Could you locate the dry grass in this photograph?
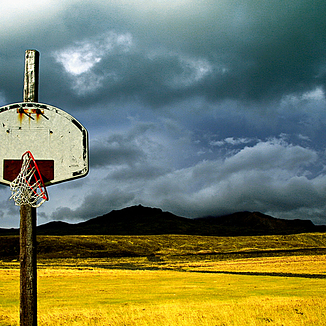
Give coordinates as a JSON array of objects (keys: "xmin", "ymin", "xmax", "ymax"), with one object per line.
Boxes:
[
  {"xmin": 29, "ymin": 297, "xmax": 326, "ymax": 326},
  {"xmin": 1, "ymin": 259, "xmax": 326, "ymax": 325},
  {"xmin": 180, "ymin": 254, "xmax": 326, "ymax": 275},
  {"xmin": 2, "ymin": 233, "xmax": 326, "ymax": 261},
  {"xmin": 1, "ymin": 233, "xmax": 326, "ymax": 325},
  {"xmin": 1, "ymin": 292, "xmax": 326, "ymax": 325}
]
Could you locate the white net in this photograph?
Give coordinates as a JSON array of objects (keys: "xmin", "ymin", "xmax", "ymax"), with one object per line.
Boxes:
[{"xmin": 10, "ymin": 151, "xmax": 48, "ymax": 208}]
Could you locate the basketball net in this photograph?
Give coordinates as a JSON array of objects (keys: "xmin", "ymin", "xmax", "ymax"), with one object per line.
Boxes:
[{"xmin": 10, "ymin": 151, "xmax": 49, "ymax": 208}]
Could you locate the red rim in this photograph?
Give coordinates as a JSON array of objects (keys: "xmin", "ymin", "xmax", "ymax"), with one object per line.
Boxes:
[{"xmin": 22, "ymin": 151, "xmax": 49, "ymax": 201}]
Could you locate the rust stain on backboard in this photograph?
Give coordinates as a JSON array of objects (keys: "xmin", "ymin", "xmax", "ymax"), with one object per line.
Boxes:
[{"xmin": 17, "ymin": 108, "xmax": 44, "ymax": 123}]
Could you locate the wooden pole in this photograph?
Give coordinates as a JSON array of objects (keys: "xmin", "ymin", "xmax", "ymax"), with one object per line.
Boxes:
[
  {"xmin": 20, "ymin": 205, "xmax": 37, "ymax": 326},
  {"xmin": 23, "ymin": 50, "xmax": 39, "ymax": 103},
  {"xmin": 20, "ymin": 50, "xmax": 39, "ymax": 326}
]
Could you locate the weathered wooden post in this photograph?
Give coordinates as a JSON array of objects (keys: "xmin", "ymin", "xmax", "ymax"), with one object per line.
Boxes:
[
  {"xmin": 0, "ymin": 49, "xmax": 88, "ymax": 326},
  {"xmin": 20, "ymin": 49, "xmax": 39, "ymax": 326}
]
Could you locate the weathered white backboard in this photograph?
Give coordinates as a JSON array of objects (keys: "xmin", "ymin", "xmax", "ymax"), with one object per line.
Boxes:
[{"xmin": 0, "ymin": 102, "xmax": 89, "ymax": 186}]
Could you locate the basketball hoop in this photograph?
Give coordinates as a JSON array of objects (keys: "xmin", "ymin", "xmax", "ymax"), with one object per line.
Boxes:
[{"xmin": 9, "ymin": 151, "xmax": 49, "ymax": 208}]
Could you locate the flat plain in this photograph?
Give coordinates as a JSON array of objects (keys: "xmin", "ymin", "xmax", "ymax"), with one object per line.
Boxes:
[{"xmin": 0, "ymin": 233, "xmax": 326, "ymax": 325}]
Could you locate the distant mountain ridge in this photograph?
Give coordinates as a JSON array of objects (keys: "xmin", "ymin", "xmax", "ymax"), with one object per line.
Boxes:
[
  {"xmin": 198, "ymin": 211, "xmax": 317, "ymax": 233},
  {"xmin": 1, "ymin": 205, "xmax": 325, "ymax": 236}
]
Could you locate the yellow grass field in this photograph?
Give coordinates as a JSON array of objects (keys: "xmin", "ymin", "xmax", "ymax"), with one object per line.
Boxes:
[{"xmin": 1, "ymin": 253, "xmax": 326, "ymax": 326}]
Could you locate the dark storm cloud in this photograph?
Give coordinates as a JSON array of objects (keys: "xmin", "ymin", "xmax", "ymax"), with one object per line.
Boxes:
[
  {"xmin": 50, "ymin": 190, "xmax": 135, "ymax": 221},
  {"xmin": 2, "ymin": 0, "xmax": 324, "ymax": 109},
  {"xmin": 139, "ymin": 137, "xmax": 326, "ymax": 218},
  {"xmin": 91, "ymin": 142, "xmax": 144, "ymax": 168},
  {"xmin": 90, "ymin": 121, "xmax": 160, "ymax": 168},
  {"xmin": 178, "ymin": 1, "xmax": 326, "ymax": 101},
  {"xmin": 57, "ymin": 0, "xmax": 326, "ymax": 105}
]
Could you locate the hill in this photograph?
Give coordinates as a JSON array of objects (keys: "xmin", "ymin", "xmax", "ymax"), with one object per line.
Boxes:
[
  {"xmin": 196, "ymin": 211, "xmax": 323, "ymax": 235},
  {"xmin": 1, "ymin": 205, "xmax": 325, "ymax": 236}
]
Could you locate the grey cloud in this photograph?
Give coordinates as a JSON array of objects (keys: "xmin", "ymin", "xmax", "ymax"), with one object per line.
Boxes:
[
  {"xmin": 223, "ymin": 139, "xmax": 318, "ymax": 174},
  {"xmin": 50, "ymin": 190, "xmax": 135, "ymax": 221},
  {"xmin": 110, "ymin": 164, "xmax": 168, "ymax": 182},
  {"xmin": 210, "ymin": 137, "xmax": 256, "ymax": 147},
  {"xmin": 131, "ymin": 138, "xmax": 326, "ymax": 222},
  {"xmin": 3, "ymin": 1, "xmax": 325, "ymax": 111},
  {"xmin": 91, "ymin": 145, "xmax": 144, "ymax": 168},
  {"xmin": 117, "ymin": 0, "xmax": 326, "ymax": 103},
  {"xmin": 2, "ymin": 1, "xmax": 326, "ymax": 109},
  {"xmin": 0, "ymin": 195, "xmax": 20, "ymax": 227},
  {"xmin": 90, "ymin": 122, "xmax": 160, "ymax": 168}
]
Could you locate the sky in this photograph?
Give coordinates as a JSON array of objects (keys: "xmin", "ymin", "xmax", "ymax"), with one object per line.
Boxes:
[{"xmin": 1, "ymin": 0, "xmax": 326, "ymax": 227}]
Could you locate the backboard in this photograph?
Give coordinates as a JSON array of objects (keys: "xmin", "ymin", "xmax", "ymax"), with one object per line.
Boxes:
[{"xmin": 0, "ymin": 102, "xmax": 89, "ymax": 186}]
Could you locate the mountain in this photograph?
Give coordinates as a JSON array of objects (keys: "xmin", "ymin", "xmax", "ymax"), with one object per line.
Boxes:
[
  {"xmin": 196, "ymin": 211, "xmax": 322, "ymax": 235},
  {"xmin": 36, "ymin": 205, "xmax": 200, "ymax": 235},
  {"xmin": 1, "ymin": 205, "xmax": 325, "ymax": 236}
]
